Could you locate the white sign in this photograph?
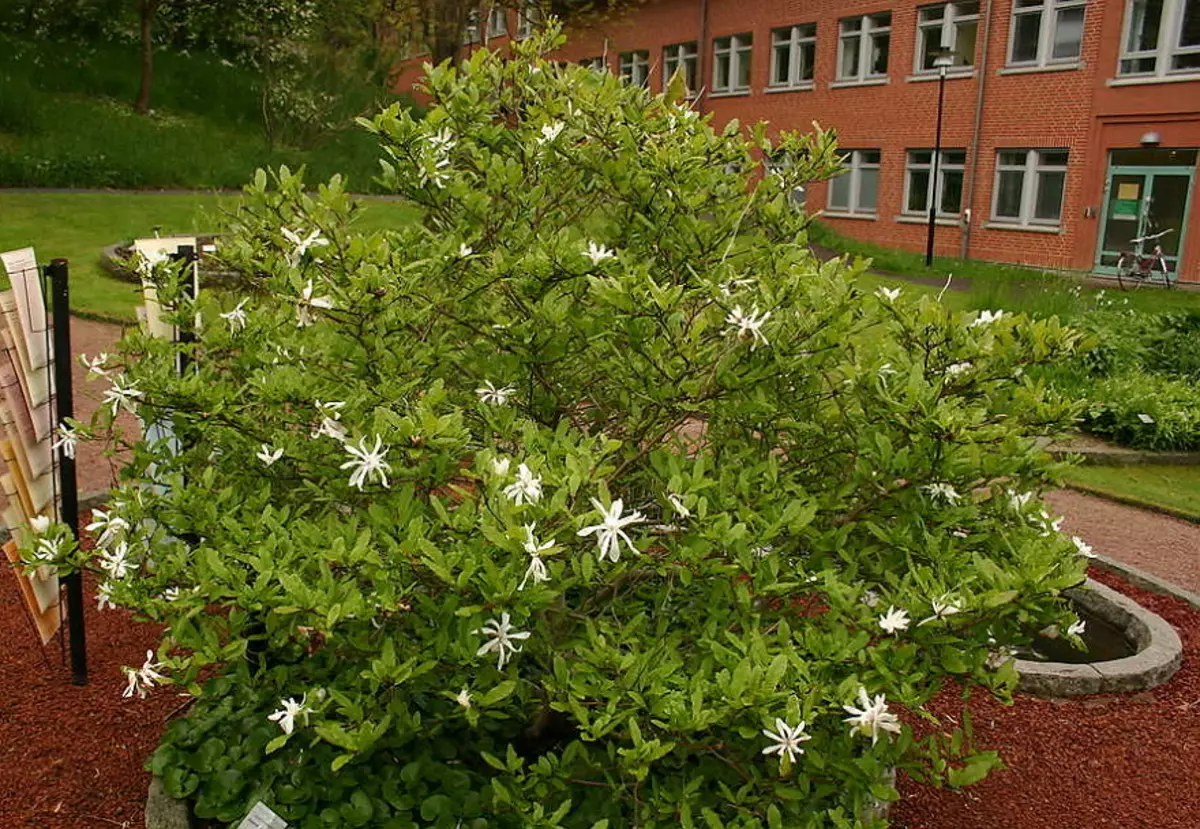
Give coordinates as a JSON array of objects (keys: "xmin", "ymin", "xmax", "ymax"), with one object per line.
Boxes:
[{"xmin": 237, "ymin": 802, "xmax": 288, "ymax": 829}]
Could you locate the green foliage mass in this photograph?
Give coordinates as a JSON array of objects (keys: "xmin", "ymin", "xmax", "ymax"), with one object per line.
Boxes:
[{"xmin": 38, "ymin": 28, "xmax": 1090, "ymax": 829}]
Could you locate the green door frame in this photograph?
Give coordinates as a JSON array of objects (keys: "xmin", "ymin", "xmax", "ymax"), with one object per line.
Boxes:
[{"xmin": 1095, "ymin": 162, "xmax": 1195, "ymax": 275}]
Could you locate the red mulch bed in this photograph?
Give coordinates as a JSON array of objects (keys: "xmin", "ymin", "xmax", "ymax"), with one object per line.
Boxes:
[{"xmin": 0, "ymin": 563, "xmax": 1196, "ymax": 828}]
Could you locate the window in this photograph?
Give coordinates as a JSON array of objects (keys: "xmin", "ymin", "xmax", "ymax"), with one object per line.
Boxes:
[
  {"xmin": 619, "ymin": 50, "xmax": 650, "ymax": 86},
  {"xmin": 770, "ymin": 24, "xmax": 817, "ymax": 89},
  {"xmin": 765, "ymin": 153, "xmax": 808, "ymax": 207},
  {"xmin": 580, "ymin": 56, "xmax": 606, "ymax": 72},
  {"xmin": 516, "ymin": 5, "xmax": 541, "ymax": 40},
  {"xmin": 838, "ymin": 13, "xmax": 891, "ymax": 82},
  {"xmin": 991, "ymin": 149, "xmax": 1068, "ymax": 226},
  {"xmin": 463, "ymin": 9, "xmax": 481, "ymax": 44},
  {"xmin": 1120, "ymin": 0, "xmax": 1200, "ymax": 76},
  {"xmin": 487, "ymin": 7, "xmax": 508, "ymax": 39},
  {"xmin": 663, "ymin": 41, "xmax": 699, "ymax": 92},
  {"xmin": 713, "ymin": 34, "xmax": 753, "ymax": 93},
  {"xmin": 828, "ymin": 150, "xmax": 881, "ymax": 215},
  {"xmin": 916, "ymin": 2, "xmax": 980, "ymax": 71},
  {"xmin": 1008, "ymin": 0, "xmax": 1086, "ymax": 66},
  {"xmin": 904, "ymin": 150, "xmax": 967, "ymax": 216}
]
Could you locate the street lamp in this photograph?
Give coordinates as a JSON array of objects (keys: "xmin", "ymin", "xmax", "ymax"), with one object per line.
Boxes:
[{"xmin": 925, "ymin": 47, "xmax": 956, "ymax": 267}]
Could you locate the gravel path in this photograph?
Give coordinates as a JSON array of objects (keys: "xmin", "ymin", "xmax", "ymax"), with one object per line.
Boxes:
[{"xmin": 1047, "ymin": 489, "xmax": 1200, "ymax": 594}]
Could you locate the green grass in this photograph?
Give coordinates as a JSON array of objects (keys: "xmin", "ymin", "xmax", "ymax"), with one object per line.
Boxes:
[
  {"xmin": 1060, "ymin": 464, "xmax": 1200, "ymax": 522},
  {"xmin": 0, "ymin": 191, "xmax": 420, "ymax": 321},
  {"xmin": 809, "ymin": 221, "xmax": 1200, "ymax": 319},
  {"xmin": 0, "ymin": 33, "xmax": 403, "ymax": 191}
]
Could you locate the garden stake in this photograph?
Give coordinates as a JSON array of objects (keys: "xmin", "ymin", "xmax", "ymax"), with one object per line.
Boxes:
[{"xmin": 47, "ymin": 258, "xmax": 86, "ymax": 685}]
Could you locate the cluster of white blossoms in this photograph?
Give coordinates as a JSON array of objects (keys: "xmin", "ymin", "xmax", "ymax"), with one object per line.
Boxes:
[
  {"xmin": 971, "ymin": 309, "xmax": 1006, "ymax": 328},
  {"xmin": 295, "ymin": 279, "xmax": 333, "ymax": 328},
  {"xmin": 50, "ymin": 422, "xmax": 80, "ymax": 460},
  {"xmin": 476, "ymin": 381, "xmax": 516, "ymax": 406},
  {"xmin": 922, "ymin": 482, "xmax": 961, "ymax": 505},
  {"xmin": 102, "ymin": 374, "xmax": 144, "ymax": 416},
  {"xmin": 762, "ymin": 686, "xmax": 902, "ymax": 766},
  {"xmin": 219, "ymin": 298, "xmax": 249, "ymax": 333},
  {"xmin": 418, "ymin": 127, "xmax": 456, "ymax": 189},
  {"xmin": 282, "ymin": 226, "xmax": 328, "ymax": 268},
  {"xmin": 312, "ymin": 399, "xmax": 348, "ymax": 442},
  {"xmin": 583, "ymin": 241, "xmax": 616, "ymax": 266},
  {"xmin": 123, "ymin": 650, "xmax": 167, "ymax": 699}
]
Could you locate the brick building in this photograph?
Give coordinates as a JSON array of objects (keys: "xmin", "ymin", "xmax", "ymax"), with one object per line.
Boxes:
[{"xmin": 393, "ymin": 1, "xmax": 1200, "ymax": 284}]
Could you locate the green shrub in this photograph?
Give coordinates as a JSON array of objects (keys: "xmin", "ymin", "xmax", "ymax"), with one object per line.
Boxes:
[
  {"xmin": 33, "ymin": 28, "xmax": 1089, "ymax": 829},
  {"xmin": 1081, "ymin": 371, "xmax": 1200, "ymax": 451}
]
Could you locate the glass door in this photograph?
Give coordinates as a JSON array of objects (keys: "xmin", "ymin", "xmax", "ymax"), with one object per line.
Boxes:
[{"xmin": 1096, "ymin": 160, "xmax": 1195, "ymax": 274}]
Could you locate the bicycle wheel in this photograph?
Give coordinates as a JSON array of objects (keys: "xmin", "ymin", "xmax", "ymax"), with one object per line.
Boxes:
[{"xmin": 1115, "ymin": 253, "xmax": 1141, "ymax": 291}]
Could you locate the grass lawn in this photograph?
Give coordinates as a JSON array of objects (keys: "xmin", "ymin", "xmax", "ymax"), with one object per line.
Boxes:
[
  {"xmin": 1060, "ymin": 465, "xmax": 1200, "ymax": 523},
  {"xmin": 0, "ymin": 191, "xmax": 420, "ymax": 321}
]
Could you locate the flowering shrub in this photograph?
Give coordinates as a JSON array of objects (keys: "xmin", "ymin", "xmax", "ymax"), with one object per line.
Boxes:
[{"xmin": 34, "ymin": 27, "xmax": 1090, "ymax": 829}]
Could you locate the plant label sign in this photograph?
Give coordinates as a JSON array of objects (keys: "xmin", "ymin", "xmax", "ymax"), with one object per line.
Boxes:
[{"xmin": 237, "ymin": 802, "xmax": 287, "ymax": 829}]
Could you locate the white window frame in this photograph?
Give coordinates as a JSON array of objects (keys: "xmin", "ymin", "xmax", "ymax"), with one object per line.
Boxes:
[
  {"xmin": 770, "ymin": 23, "xmax": 817, "ymax": 89},
  {"xmin": 827, "ymin": 149, "xmax": 881, "ymax": 216},
  {"xmin": 619, "ymin": 50, "xmax": 651, "ymax": 86},
  {"xmin": 487, "ymin": 6, "xmax": 508, "ymax": 39},
  {"xmin": 990, "ymin": 149, "xmax": 1069, "ymax": 226},
  {"xmin": 663, "ymin": 41, "xmax": 699, "ymax": 93},
  {"xmin": 1118, "ymin": 0, "xmax": 1200, "ymax": 77},
  {"xmin": 1006, "ymin": 0, "xmax": 1087, "ymax": 67},
  {"xmin": 914, "ymin": 2, "xmax": 980, "ymax": 73},
  {"xmin": 580, "ymin": 55, "xmax": 606, "ymax": 72},
  {"xmin": 903, "ymin": 149, "xmax": 967, "ymax": 216},
  {"xmin": 516, "ymin": 5, "xmax": 541, "ymax": 40},
  {"xmin": 712, "ymin": 33, "xmax": 753, "ymax": 94},
  {"xmin": 837, "ymin": 13, "xmax": 892, "ymax": 82}
]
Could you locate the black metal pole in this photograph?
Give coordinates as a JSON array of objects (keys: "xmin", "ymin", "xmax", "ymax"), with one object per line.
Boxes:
[
  {"xmin": 926, "ymin": 67, "xmax": 948, "ymax": 268},
  {"xmin": 47, "ymin": 258, "xmax": 86, "ymax": 685},
  {"xmin": 172, "ymin": 245, "xmax": 197, "ymax": 376}
]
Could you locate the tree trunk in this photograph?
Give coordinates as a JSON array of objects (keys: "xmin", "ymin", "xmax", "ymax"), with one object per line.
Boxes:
[{"xmin": 134, "ymin": 0, "xmax": 157, "ymax": 114}]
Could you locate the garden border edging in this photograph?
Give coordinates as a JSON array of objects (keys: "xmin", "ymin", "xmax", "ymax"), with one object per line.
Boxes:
[{"xmin": 1014, "ymin": 578, "xmax": 1182, "ymax": 697}]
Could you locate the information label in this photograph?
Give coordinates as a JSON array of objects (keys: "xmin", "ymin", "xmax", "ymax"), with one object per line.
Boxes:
[{"xmin": 237, "ymin": 802, "xmax": 288, "ymax": 829}]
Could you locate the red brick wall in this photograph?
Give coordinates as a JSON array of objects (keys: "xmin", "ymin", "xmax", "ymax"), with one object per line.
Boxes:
[{"xmin": 391, "ymin": 0, "xmax": 1200, "ymax": 283}]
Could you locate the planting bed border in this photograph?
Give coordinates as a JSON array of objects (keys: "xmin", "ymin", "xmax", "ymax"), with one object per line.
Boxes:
[{"xmin": 1014, "ymin": 578, "xmax": 1182, "ymax": 697}]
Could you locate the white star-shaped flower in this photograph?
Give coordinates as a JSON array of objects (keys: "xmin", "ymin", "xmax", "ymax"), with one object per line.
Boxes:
[
  {"xmin": 861, "ymin": 589, "xmax": 880, "ymax": 608},
  {"xmin": 1067, "ymin": 619, "xmax": 1087, "ymax": 637},
  {"xmin": 30, "ymin": 514, "xmax": 51, "ymax": 534},
  {"xmin": 922, "ymin": 482, "xmax": 961, "ymax": 505},
  {"xmin": 1009, "ymin": 490, "xmax": 1034, "ymax": 512},
  {"xmin": 971, "ymin": 309, "xmax": 1005, "ymax": 328},
  {"xmin": 51, "ymin": 422, "xmax": 80, "ymax": 460},
  {"xmin": 492, "ymin": 456, "xmax": 511, "ymax": 477},
  {"xmin": 577, "ymin": 497, "xmax": 645, "ymax": 563},
  {"xmin": 256, "ymin": 444, "xmax": 284, "ymax": 466},
  {"xmin": 945, "ymin": 361, "xmax": 972, "ymax": 377},
  {"xmin": 878, "ymin": 606, "xmax": 911, "ymax": 635},
  {"xmin": 876, "ymin": 286, "xmax": 901, "ymax": 302},
  {"xmin": 340, "ymin": 435, "xmax": 392, "ymax": 490},
  {"xmin": 667, "ymin": 493, "xmax": 690, "ymax": 519},
  {"xmin": 98, "ymin": 542, "xmax": 133, "ymax": 580},
  {"xmin": 518, "ymin": 523, "xmax": 555, "ymax": 590},
  {"xmin": 268, "ymin": 694, "xmax": 310, "ymax": 735},
  {"xmin": 296, "ymin": 279, "xmax": 333, "ymax": 327},
  {"xmin": 583, "ymin": 241, "xmax": 616, "ymax": 265},
  {"xmin": 918, "ymin": 594, "xmax": 963, "ymax": 626},
  {"xmin": 103, "ymin": 376, "xmax": 144, "ymax": 416},
  {"xmin": 459, "ymin": 243, "xmax": 474, "ymax": 257},
  {"xmin": 1071, "ymin": 535, "xmax": 1095, "ymax": 558},
  {"xmin": 427, "ymin": 127, "xmax": 456, "ymax": 154},
  {"xmin": 456, "ymin": 688, "xmax": 472, "ymax": 709},
  {"xmin": 724, "ymin": 305, "xmax": 771, "ymax": 350},
  {"xmin": 33, "ymin": 536, "xmax": 61, "ymax": 564},
  {"xmin": 537, "ymin": 121, "xmax": 565, "ymax": 144},
  {"xmin": 503, "ymin": 463, "xmax": 543, "ymax": 505},
  {"xmin": 86, "ymin": 510, "xmax": 130, "ymax": 548},
  {"xmin": 97, "ymin": 581, "xmax": 116, "ymax": 611},
  {"xmin": 476, "ymin": 381, "xmax": 516, "ymax": 406},
  {"xmin": 281, "ymin": 227, "xmax": 328, "ymax": 264},
  {"xmin": 79, "ymin": 352, "xmax": 112, "ymax": 376},
  {"xmin": 473, "ymin": 612, "xmax": 531, "ymax": 670},
  {"xmin": 761, "ymin": 718, "xmax": 811, "ymax": 765},
  {"xmin": 219, "ymin": 299, "xmax": 248, "ymax": 332},
  {"xmin": 843, "ymin": 687, "xmax": 902, "ymax": 745},
  {"xmin": 122, "ymin": 650, "xmax": 166, "ymax": 699}
]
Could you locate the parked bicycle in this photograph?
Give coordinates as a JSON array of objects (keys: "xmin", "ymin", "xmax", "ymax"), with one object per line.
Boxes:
[{"xmin": 1116, "ymin": 228, "xmax": 1175, "ymax": 290}]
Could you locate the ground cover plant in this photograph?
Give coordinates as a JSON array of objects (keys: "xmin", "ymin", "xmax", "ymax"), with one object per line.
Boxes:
[{"xmin": 29, "ymin": 28, "xmax": 1091, "ymax": 828}]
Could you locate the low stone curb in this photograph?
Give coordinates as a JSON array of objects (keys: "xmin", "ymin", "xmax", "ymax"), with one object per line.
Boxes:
[
  {"xmin": 1089, "ymin": 553, "xmax": 1200, "ymax": 611},
  {"xmin": 146, "ymin": 777, "xmax": 191, "ymax": 829},
  {"xmin": 1059, "ymin": 481, "xmax": 1200, "ymax": 525},
  {"xmin": 1014, "ymin": 577, "xmax": 1183, "ymax": 697},
  {"xmin": 1050, "ymin": 445, "xmax": 1200, "ymax": 467}
]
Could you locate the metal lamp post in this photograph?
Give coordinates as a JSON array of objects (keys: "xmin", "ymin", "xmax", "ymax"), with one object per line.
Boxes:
[{"xmin": 925, "ymin": 48, "xmax": 956, "ymax": 268}]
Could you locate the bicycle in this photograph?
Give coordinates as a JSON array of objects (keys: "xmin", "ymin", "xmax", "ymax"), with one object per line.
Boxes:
[{"xmin": 1116, "ymin": 228, "xmax": 1175, "ymax": 290}]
